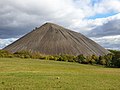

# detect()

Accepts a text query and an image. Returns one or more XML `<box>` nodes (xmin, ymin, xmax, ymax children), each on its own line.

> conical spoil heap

<box><xmin>3</xmin><ymin>23</ymin><xmax>109</xmax><ymax>56</ymax></box>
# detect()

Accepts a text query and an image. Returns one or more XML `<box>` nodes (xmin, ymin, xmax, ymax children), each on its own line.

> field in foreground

<box><xmin>0</xmin><ymin>58</ymin><xmax>120</xmax><ymax>90</ymax></box>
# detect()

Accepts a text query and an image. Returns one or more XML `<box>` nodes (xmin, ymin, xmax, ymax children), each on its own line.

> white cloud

<box><xmin>0</xmin><ymin>0</ymin><xmax>120</xmax><ymax>31</ymax></box>
<box><xmin>0</xmin><ymin>38</ymin><xmax>18</xmax><ymax>49</ymax></box>
<box><xmin>69</xmin><ymin>13</ymin><xmax>120</xmax><ymax>34</ymax></box>
<box><xmin>91</xmin><ymin>35</ymin><xmax>120</xmax><ymax>50</ymax></box>
<box><xmin>93</xmin><ymin>0</ymin><xmax>120</xmax><ymax>14</ymax></box>
<box><xmin>0</xmin><ymin>0</ymin><xmax>120</xmax><ymax>49</ymax></box>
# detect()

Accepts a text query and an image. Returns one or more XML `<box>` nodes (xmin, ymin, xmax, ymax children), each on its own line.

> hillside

<box><xmin>0</xmin><ymin>58</ymin><xmax>120</xmax><ymax>90</ymax></box>
<box><xmin>3</xmin><ymin>23</ymin><xmax>109</xmax><ymax>56</ymax></box>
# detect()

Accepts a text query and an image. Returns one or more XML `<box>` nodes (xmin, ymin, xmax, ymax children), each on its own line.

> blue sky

<box><xmin>88</xmin><ymin>12</ymin><xmax>118</xmax><ymax>19</ymax></box>
<box><xmin>0</xmin><ymin>0</ymin><xmax>120</xmax><ymax>50</ymax></box>
<box><xmin>91</xmin><ymin>0</ymin><xmax>101</xmax><ymax>5</ymax></box>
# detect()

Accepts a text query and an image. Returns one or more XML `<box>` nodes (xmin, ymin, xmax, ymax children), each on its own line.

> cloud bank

<box><xmin>91</xmin><ymin>35</ymin><xmax>120</xmax><ymax>50</ymax></box>
<box><xmin>87</xmin><ymin>19</ymin><xmax>120</xmax><ymax>37</ymax></box>
<box><xmin>0</xmin><ymin>0</ymin><xmax>120</xmax><ymax>49</ymax></box>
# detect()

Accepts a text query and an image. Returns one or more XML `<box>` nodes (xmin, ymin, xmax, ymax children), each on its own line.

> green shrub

<box><xmin>53</xmin><ymin>56</ymin><xmax>60</xmax><ymax>61</ymax></box>
<box><xmin>91</xmin><ymin>55</ymin><xmax>98</xmax><ymax>60</ymax></box>
<box><xmin>0</xmin><ymin>50</ymin><xmax>13</xmax><ymax>58</ymax></box>
<box><xmin>111</xmin><ymin>57</ymin><xmax>120</xmax><ymax>68</ymax></box>
<box><xmin>47</xmin><ymin>55</ymin><xmax>56</xmax><ymax>60</ymax></box>
<box><xmin>89</xmin><ymin>59</ymin><xmax>96</xmax><ymax>64</ymax></box>
<box><xmin>39</xmin><ymin>56</ymin><xmax>47</xmax><ymax>60</ymax></box>
<box><xmin>14</xmin><ymin>50</ymin><xmax>32</xmax><ymax>58</ymax></box>
<box><xmin>57</xmin><ymin>55</ymin><xmax>76</xmax><ymax>62</ymax></box>
<box><xmin>104</xmin><ymin>53</ymin><xmax>113</xmax><ymax>67</ymax></box>
<box><xmin>57</xmin><ymin>55</ymin><xmax>68</xmax><ymax>61</ymax></box>
<box><xmin>77</xmin><ymin>54</ymin><xmax>85</xmax><ymax>63</ymax></box>
<box><xmin>115</xmin><ymin>58</ymin><xmax>120</xmax><ymax>68</ymax></box>
<box><xmin>31</xmin><ymin>52</ymin><xmax>46</xmax><ymax>59</ymax></box>
<box><xmin>100</xmin><ymin>59</ymin><xmax>106</xmax><ymax>65</ymax></box>
<box><xmin>67</xmin><ymin>56</ymin><xmax>76</xmax><ymax>62</ymax></box>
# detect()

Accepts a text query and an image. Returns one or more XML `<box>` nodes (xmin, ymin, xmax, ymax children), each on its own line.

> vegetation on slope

<box><xmin>108</xmin><ymin>50</ymin><xmax>120</xmax><ymax>67</ymax></box>
<box><xmin>0</xmin><ymin>50</ymin><xmax>120</xmax><ymax>67</ymax></box>
<box><xmin>0</xmin><ymin>58</ymin><xmax>120</xmax><ymax>90</ymax></box>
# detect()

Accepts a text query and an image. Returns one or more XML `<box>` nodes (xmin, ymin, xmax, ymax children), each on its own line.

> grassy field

<box><xmin>0</xmin><ymin>58</ymin><xmax>120</xmax><ymax>90</ymax></box>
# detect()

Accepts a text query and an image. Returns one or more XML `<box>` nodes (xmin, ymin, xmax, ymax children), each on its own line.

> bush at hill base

<box><xmin>0</xmin><ymin>50</ymin><xmax>120</xmax><ymax>68</ymax></box>
<box><xmin>0</xmin><ymin>50</ymin><xmax>13</xmax><ymax>58</ymax></box>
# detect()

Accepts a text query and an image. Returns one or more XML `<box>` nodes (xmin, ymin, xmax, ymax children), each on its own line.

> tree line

<box><xmin>0</xmin><ymin>50</ymin><xmax>120</xmax><ymax>68</ymax></box>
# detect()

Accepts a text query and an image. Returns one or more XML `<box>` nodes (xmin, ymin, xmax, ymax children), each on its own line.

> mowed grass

<box><xmin>0</xmin><ymin>58</ymin><xmax>120</xmax><ymax>90</ymax></box>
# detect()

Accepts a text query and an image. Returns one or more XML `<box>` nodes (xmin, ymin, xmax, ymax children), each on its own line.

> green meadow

<box><xmin>0</xmin><ymin>58</ymin><xmax>120</xmax><ymax>90</ymax></box>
